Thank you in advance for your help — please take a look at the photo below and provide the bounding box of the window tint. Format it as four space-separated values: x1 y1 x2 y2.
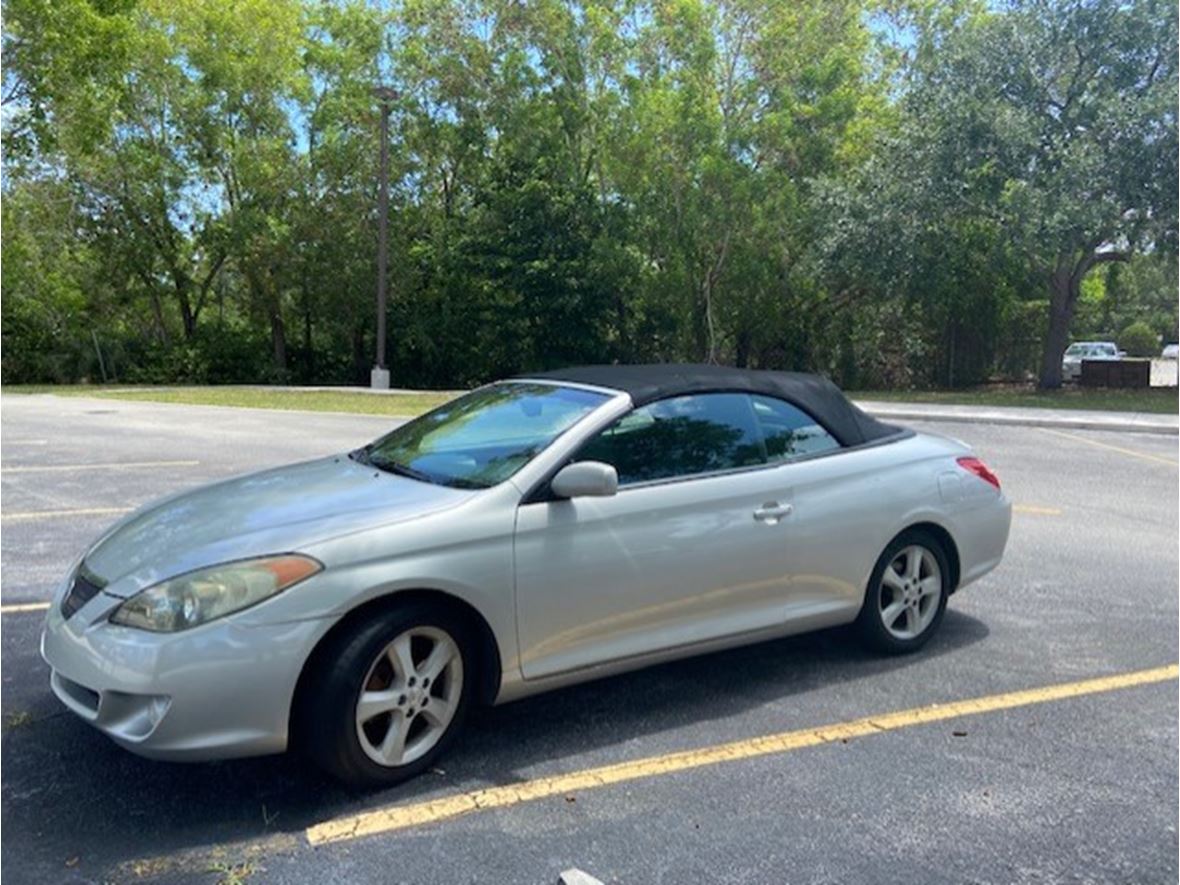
579 393 765 485
366 383 607 488
750 395 841 462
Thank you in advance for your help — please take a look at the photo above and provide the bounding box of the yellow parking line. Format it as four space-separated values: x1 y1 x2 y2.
305 663 1178 846
0 460 198 474
1012 504 1062 516
1038 428 1178 467
1 602 50 614
2 506 132 522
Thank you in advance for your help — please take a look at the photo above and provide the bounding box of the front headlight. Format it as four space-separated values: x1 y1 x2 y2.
109 555 322 632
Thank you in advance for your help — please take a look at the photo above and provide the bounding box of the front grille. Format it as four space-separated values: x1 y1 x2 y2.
61 567 104 619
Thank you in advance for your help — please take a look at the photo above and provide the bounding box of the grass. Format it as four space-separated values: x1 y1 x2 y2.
5 380 1177 415
207 861 259 885
3 711 33 730
849 385 1178 414
2 385 459 417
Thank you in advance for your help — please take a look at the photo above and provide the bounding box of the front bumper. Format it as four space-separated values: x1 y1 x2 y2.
40 589 331 761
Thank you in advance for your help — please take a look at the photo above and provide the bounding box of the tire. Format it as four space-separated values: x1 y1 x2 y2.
295 602 474 788
855 529 950 654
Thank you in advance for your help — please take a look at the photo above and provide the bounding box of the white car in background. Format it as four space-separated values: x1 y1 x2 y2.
1061 341 1121 381
1162 343 1178 360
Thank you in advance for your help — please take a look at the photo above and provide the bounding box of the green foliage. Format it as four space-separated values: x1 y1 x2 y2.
1 179 102 382
1 0 1176 390
869 0 1177 387
1118 321 1159 358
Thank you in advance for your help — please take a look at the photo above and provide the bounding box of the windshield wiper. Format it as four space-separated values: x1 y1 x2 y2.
368 452 436 484
439 475 490 490
366 451 490 490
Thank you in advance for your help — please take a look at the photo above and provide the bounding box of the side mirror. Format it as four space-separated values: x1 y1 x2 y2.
550 461 618 499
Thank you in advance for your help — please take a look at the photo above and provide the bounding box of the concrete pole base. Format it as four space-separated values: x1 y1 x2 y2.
370 367 391 390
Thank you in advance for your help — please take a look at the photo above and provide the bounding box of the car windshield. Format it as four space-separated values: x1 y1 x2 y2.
358 383 609 489
1067 344 1111 357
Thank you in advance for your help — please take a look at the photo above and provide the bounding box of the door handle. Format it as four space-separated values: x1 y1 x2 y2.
753 502 793 524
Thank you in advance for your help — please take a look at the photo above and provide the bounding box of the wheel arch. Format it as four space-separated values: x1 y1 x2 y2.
900 521 961 592
288 588 503 742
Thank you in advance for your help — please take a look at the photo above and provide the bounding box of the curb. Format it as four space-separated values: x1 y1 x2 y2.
859 406 1179 436
13 389 1178 436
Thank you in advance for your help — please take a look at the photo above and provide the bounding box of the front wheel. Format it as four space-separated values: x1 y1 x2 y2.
296 603 473 787
855 530 950 654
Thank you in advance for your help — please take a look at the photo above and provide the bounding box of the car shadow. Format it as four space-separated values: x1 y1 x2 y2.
1 610 988 881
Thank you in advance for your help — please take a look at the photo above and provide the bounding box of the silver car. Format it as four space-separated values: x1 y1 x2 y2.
1061 341 1121 381
41 365 1011 786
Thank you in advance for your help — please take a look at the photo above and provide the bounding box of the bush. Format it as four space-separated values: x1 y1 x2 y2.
1118 321 1159 357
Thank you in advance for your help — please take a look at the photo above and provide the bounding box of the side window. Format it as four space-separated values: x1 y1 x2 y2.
750 395 841 463
579 393 765 485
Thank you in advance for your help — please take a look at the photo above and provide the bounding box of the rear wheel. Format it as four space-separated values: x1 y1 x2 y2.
296 603 473 787
855 530 950 654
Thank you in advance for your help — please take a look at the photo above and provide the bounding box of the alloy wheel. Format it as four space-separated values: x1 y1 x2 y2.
878 544 942 640
354 626 464 768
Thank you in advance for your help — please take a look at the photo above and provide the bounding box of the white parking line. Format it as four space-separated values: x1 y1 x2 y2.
2 507 133 522
0 460 198 474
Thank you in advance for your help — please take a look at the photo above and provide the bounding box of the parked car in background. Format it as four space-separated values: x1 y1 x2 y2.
41 365 1012 787
1162 343 1179 360
1062 341 1122 381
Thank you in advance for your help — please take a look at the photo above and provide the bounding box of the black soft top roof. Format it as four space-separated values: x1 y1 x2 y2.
519 363 899 447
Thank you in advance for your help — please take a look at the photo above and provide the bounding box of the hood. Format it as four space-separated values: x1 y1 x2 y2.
85 455 476 595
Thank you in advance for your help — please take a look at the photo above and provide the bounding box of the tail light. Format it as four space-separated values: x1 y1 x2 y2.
957 456 1001 490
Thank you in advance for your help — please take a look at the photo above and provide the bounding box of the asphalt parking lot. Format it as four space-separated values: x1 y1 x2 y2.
1 394 1177 885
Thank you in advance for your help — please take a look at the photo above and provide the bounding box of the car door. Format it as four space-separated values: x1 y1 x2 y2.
746 394 877 611
513 392 800 680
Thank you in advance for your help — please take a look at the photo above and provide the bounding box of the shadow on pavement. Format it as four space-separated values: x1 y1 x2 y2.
0 610 988 882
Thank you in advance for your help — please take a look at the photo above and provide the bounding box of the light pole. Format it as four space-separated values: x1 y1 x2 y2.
370 85 398 390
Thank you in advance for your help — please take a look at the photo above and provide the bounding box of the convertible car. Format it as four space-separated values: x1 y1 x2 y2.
42 365 1011 785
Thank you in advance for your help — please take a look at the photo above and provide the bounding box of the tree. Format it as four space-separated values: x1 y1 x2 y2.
897 0 1178 388
2 0 1173 391
1 0 138 161
1118 320 1158 356
0 178 104 381
609 0 880 365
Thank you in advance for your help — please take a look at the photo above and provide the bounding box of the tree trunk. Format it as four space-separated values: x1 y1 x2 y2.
149 292 170 344
352 324 367 385
270 310 287 373
1038 263 1074 389
734 328 751 368
702 277 718 363
613 292 629 363
1037 249 1130 389
173 269 197 338
300 273 314 383
302 299 314 383
690 281 710 362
